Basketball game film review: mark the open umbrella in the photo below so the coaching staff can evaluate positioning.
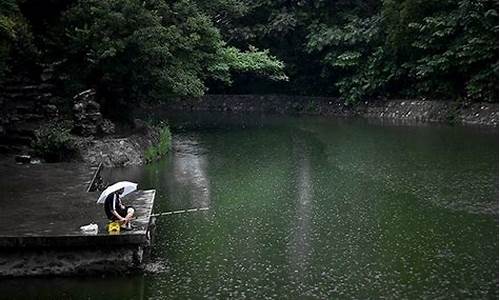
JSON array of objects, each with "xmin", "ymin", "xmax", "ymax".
[{"xmin": 96, "ymin": 181, "xmax": 138, "ymax": 204}]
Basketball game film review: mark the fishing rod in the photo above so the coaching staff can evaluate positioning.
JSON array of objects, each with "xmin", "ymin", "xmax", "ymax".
[{"xmin": 151, "ymin": 207, "xmax": 209, "ymax": 217}]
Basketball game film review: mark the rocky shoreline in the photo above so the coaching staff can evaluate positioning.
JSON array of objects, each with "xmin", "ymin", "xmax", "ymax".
[
  {"xmin": 0, "ymin": 82, "xmax": 162, "ymax": 167},
  {"xmin": 75, "ymin": 125, "xmax": 161, "ymax": 168},
  {"xmin": 1, "ymin": 127, "xmax": 161, "ymax": 168}
]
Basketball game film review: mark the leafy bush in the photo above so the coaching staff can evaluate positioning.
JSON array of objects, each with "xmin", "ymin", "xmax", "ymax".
[
  {"xmin": 32, "ymin": 123, "xmax": 76, "ymax": 162},
  {"xmin": 144, "ymin": 124, "xmax": 171, "ymax": 164},
  {"xmin": 305, "ymin": 100, "xmax": 319, "ymax": 113}
]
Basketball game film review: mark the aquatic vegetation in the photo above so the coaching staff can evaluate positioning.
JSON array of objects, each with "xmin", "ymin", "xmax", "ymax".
[{"xmin": 145, "ymin": 124, "xmax": 172, "ymax": 164}]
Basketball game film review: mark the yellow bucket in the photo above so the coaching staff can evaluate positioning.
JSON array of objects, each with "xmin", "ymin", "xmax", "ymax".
[{"xmin": 107, "ymin": 221, "xmax": 121, "ymax": 234}]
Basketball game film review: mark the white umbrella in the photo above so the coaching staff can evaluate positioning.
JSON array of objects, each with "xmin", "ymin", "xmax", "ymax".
[{"xmin": 96, "ymin": 181, "xmax": 138, "ymax": 204}]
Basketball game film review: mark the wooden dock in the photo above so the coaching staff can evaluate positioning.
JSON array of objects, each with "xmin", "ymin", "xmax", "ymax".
[{"xmin": 0, "ymin": 160, "xmax": 156, "ymax": 276}]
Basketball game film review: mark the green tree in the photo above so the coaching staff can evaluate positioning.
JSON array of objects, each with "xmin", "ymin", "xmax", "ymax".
[
  {"xmin": 398, "ymin": 0, "xmax": 499, "ymax": 102},
  {"xmin": 62, "ymin": 0, "xmax": 285, "ymax": 102},
  {"xmin": 1, "ymin": 0, "xmax": 497, "ymax": 105},
  {"xmin": 305, "ymin": 0, "xmax": 498, "ymax": 103},
  {"xmin": 0, "ymin": 0, "xmax": 38, "ymax": 81}
]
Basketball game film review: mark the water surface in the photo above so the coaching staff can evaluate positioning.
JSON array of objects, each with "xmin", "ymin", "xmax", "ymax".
[{"xmin": 1, "ymin": 114, "xmax": 498, "ymax": 299}]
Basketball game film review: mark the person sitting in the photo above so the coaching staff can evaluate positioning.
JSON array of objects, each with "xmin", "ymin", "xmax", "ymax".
[{"xmin": 104, "ymin": 188, "xmax": 135, "ymax": 229}]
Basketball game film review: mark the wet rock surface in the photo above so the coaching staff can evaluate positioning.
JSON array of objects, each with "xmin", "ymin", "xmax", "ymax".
[
  {"xmin": 79, "ymin": 136, "xmax": 147, "ymax": 167},
  {"xmin": 364, "ymin": 100, "xmax": 499, "ymax": 126},
  {"xmin": 76, "ymin": 126, "xmax": 160, "ymax": 167},
  {"xmin": 0, "ymin": 82, "xmax": 61, "ymax": 153}
]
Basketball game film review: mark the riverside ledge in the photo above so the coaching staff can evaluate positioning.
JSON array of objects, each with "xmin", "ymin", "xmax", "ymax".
[{"xmin": 0, "ymin": 160, "xmax": 156, "ymax": 277}]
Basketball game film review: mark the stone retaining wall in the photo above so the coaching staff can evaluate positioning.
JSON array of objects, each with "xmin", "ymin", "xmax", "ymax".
[
  {"xmin": 0, "ymin": 246, "xmax": 144, "ymax": 277},
  {"xmin": 163, "ymin": 95, "xmax": 498, "ymax": 127},
  {"xmin": 364, "ymin": 100, "xmax": 498, "ymax": 126}
]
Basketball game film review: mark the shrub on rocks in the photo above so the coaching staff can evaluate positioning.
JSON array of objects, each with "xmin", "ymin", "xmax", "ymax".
[{"xmin": 32, "ymin": 123, "xmax": 77, "ymax": 162}]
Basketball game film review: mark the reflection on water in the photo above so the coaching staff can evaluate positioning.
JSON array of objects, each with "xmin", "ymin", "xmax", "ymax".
[
  {"xmin": 289, "ymin": 139, "xmax": 313, "ymax": 281},
  {"xmin": 1, "ymin": 113, "xmax": 497, "ymax": 299},
  {"xmin": 170, "ymin": 136, "xmax": 211, "ymax": 209}
]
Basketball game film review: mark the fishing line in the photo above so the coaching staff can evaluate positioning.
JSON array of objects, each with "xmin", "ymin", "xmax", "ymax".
[{"xmin": 151, "ymin": 207, "xmax": 209, "ymax": 217}]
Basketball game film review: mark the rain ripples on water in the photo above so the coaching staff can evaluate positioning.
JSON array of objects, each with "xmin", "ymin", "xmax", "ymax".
[
  {"xmin": 2, "ymin": 114, "xmax": 496, "ymax": 299},
  {"xmin": 138, "ymin": 115, "xmax": 497, "ymax": 299}
]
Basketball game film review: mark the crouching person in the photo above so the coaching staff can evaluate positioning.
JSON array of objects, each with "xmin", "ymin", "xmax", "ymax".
[{"xmin": 104, "ymin": 188, "xmax": 135, "ymax": 230}]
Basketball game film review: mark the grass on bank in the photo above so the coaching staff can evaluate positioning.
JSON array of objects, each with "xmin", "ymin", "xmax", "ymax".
[{"xmin": 144, "ymin": 123, "xmax": 171, "ymax": 164}]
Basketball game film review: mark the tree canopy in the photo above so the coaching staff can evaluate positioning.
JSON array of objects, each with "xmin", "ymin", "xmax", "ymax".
[
  {"xmin": 0, "ymin": 0, "xmax": 498, "ymax": 104},
  {"xmin": 0, "ymin": 0, "xmax": 286, "ymax": 102},
  {"xmin": 213, "ymin": 0, "xmax": 498, "ymax": 103}
]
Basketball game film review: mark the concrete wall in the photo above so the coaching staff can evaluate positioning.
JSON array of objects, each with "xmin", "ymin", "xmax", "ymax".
[
  {"xmin": 163, "ymin": 95, "xmax": 498, "ymax": 127},
  {"xmin": 0, "ymin": 245, "xmax": 145, "ymax": 277}
]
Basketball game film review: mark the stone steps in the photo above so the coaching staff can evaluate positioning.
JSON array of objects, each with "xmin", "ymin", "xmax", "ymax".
[
  {"xmin": 2, "ymin": 83, "xmax": 55, "ymax": 92},
  {"xmin": 0, "ymin": 134, "xmax": 34, "ymax": 146},
  {"xmin": 0, "ymin": 144, "xmax": 26, "ymax": 154},
  {"xmin": 0, "ymin": 63, "xmax": 63, "ymax": 152}
]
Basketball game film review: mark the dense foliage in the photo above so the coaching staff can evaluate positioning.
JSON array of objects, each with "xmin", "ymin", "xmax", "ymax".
[
  {"xmin": 216, "ymin": 0, "xmax": 498, "ymax": 103},
  {"xmin": 63, "ymin": 0, "xmax": 286, "ymax": 101},
  {"xmin": 0, "ymin": 0, "xmax": 285, "ymax": 103},
  {"xmin": 0, "ymin": 0, "xmax": 498, "ymax": 104},
  {"xmin": 0, "ymin": 0, "xmax": 37, "ymax": 81}
]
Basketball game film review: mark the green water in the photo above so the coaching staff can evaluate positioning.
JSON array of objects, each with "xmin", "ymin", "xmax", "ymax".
[{"xmin": 1, "ymin": 114, "xmax": 498, "ymax": 299}]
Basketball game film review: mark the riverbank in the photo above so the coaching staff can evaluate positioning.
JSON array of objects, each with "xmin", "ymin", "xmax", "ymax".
[
  {"xmin": 0, "ymin": 125, "xmax": 163, "ymax": 168},
  {"xmin": 160, "ymin": 95, "xmax": 498, "ymax": 127},
  {"xmin": 1, "ymin": 92, "xmax": 496, "ymax": 168},
  {"xmin": 0, "ymin": 84, "xmax": 167, "ymax": 167},
  {"xmin": 75, "ymin": 124, "xmax": 162, "ymax": 167}
]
